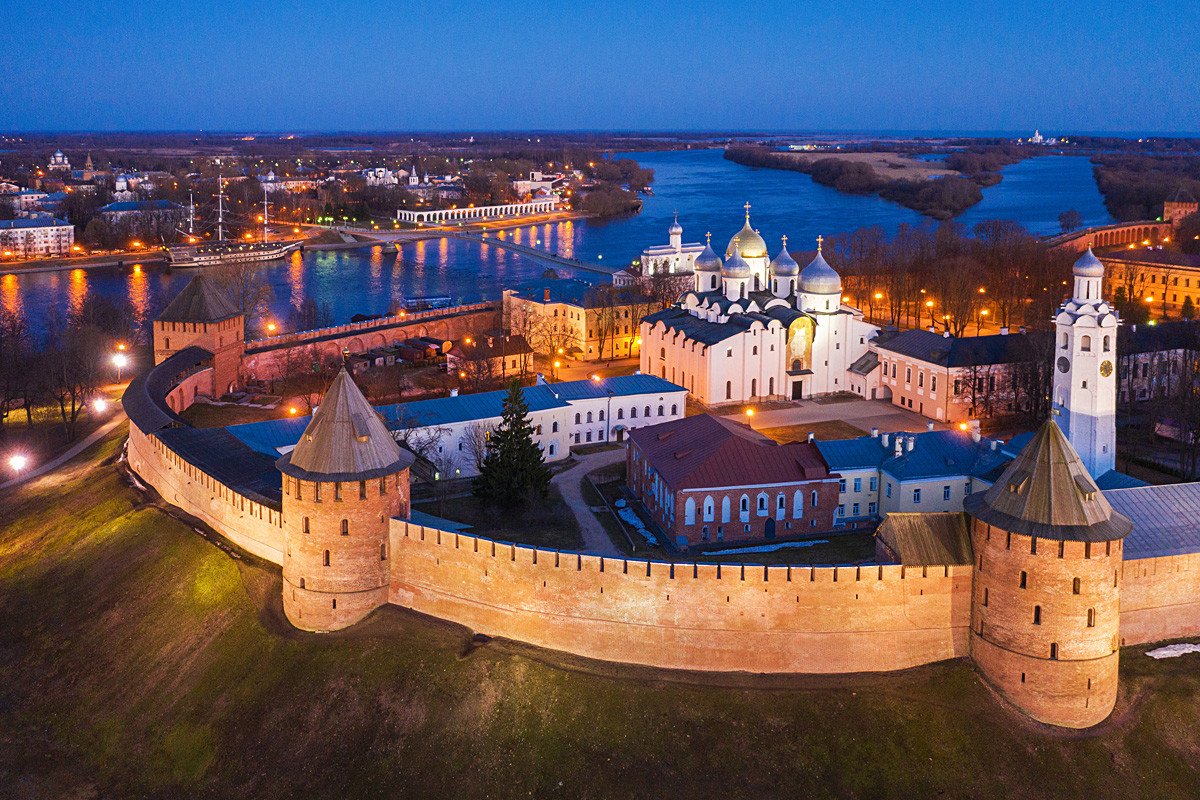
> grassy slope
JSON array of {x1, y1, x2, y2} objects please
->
[{"x1": 2, "y1": 432, "x2": 1200, "y2": 799}]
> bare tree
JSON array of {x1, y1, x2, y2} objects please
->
[
  {"x1": 211, "y1": 261, "x2": 274, "y2": 332},
  {"x1": 462, "y1": 421, "x2": 495, "y2": 473},
  {"x1": 939, "y1": 255, "x2": 984, "y2": 337}
]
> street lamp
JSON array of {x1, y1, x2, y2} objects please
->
[
  {"x1": 8, "y1": 454, "x2": 28, "y2": 478},
  {"x1": 92, "y1": 398, "x2": 108, "y2": 414},
  {"x1": 112, "y1": 353, "x2": 129, "y2": 382},
  {"x1": 925, "y1": 299, "x2": 934, "y2": 328}
]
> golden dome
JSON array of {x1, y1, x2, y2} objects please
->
[{"x1": 725, "y1": 203, "x2": 767, "y2": 259}]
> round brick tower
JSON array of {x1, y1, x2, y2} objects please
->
[
  {"x1": 277, "y1": 369, "x2": 413, "y2": 632},
  {"x1": 964, "y1": 420, "x2": 1132, "y2": 729}
]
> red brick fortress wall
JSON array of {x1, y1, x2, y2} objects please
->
[{"x1": 389, "y1": 522, "x2": 973, "y2": 674}]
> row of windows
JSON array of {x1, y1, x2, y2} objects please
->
[
  {"x1": 1060, "y1": 333, "x2": 1111, "y2": 352},
  {"x1": 980, "y1": 589, "x2": 1099, "y2": 628},
  {"x1": 682, "y1": 490, "x2": 820, "y2": 525},
  {"x1": 835, "y1": 502, "x2": 877, "y2": 517}
]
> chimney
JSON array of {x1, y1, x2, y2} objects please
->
[
  {"x1": 544, "y1": 288, "x2": 551, "y2": 302},
  {"x1": 999, "y1": 326, "x2": 1009, "y2": 335},
  {"x1": 807, "y1": 432, "x2": 815, "y2": 443},
  {"x1": 450, "y1": 388, "x2": 459, "y2": 397},
  {"x1": 990, "y1": 440, "x2": 998, "y2": 451},
  {"x1": 1018, "y1": 325, "x2": 1026, "y2": 334},
  {"x1": 871, "y1": 427, "x2": 879, "y2": 438},
  {"x1": 928, "y1": 326, "x2": 936, "y2": 333},
  {"x1": 881, "y1": 433, "x2": 890, "y2": 447},
  {"x1": 894, "y1": 438, "x2": 903, "y2": 457},
  {"x1": 906, "y1": 436, "x2": 915, "y2": 452},
  {"x1": 943, "y1": 331, "x2": 951, "y2": 338}
]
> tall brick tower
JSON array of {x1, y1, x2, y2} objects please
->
[
  {"x1": 965, "y1": 420, "x2": 1132, "y2": 729},
  {"x1": 153, "y1": 274, "x2": 245, "y2": 396},
  {"x1": 277, "y1": 369, "x2": 414, "y2": 632}
]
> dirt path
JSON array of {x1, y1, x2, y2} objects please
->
[{"x1": 550, "y1": 448, "x2": 626, "y2": 557}]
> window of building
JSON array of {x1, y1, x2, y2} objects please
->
[
  {"x1": 1073, "y1": 577, "x2": 1080, "y2": 594},
  {"x1": 381, "y1": 544, "x2": 387, "y2": 561},
  {"x1": 870, "y1": 477, "x2": 878, "y2": 491},
  {"x1": 1033, "y1": 606, "x2": 1042, "y2": 625},
  {"x1": 586, "y1": 431, "x2": 592, "y2": 442},
  {"x1": 553, "y1": 420, "x2": 560, "y2": 432},
  {"x1": 868, "y1": 502, "x2": 877, "y2": 514},
  {"x1": 616, "y1": 409, "x2": 623, "y2": 420},
  {"x1": 726, "y1": 348, "x2": 733, "y2": 358},
  {"x1": 323, "y1": 550, "x2": 330, "y2": 567},
  {"x1": 913, "y1": 488, "x2": 921, "y2": 504},
  {"x1": 334, "y1": 482, "x2": 342, "y2": 501},
  {"x1": 931, "y1": 375, "x2": 937, "y2": 392},
  {"x1": 1081, "y1": 335, "x2": 1091, "y2": 352},
  {"x1": 839, "y1": 479, "x2": 847, "y2": 493},
  {"x1": 852, "y1": 502, "x2": 860, "y2": 516},
  {"x1": 341, "y1": 519, "x2": 348, "y2": 536},
  {"x1": 303, "y1": 516, "x2": 310, "y2": 534},
  {"x1": 886, "y1": 483, "x2": 892, "y2": 498},
  {"x1": 586, "y1": 411, "x2": 593, "y2": 423},
  {"x1": 943, "y1": 485, "x2": 951, "y2": 500},
  {"x1": 1020, "y1": 570, "x2": 1027, "y2": 589},
  {"x1": 631, "y1": 407, "x2": 637, "y2": 418},
  {"x1": 1088, "y1": 608, "x2": 1096, "y2": 627},
  {"x1": 837, "y1": 504, "x2": 844, "y2": 517},
  {"x1": 853, "y1": 478, "x2": 861, "y2": 492},
  {"x1": 644, "y1": 406, "x2": 651, "y2": 417},
  {"x1": 810, "y1": 490, "x2": 818, "y2": 508}
]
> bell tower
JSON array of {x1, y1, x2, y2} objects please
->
[{"x1": 1052, "y1": 248, "x2": 1118, "y2": 478}]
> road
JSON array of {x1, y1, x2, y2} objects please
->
[{"x1": 552, "y1": 448, "x2": 626, "y2": 557}]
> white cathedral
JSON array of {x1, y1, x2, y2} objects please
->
[{"x1": 640, "y1": 205, "x2": 879, "y2": 405}]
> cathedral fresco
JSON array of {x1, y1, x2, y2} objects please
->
[{"x1": 787, "y1": 317, "x2": 814, "y2": 371}]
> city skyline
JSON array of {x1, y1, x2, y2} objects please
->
[{"x1": 1, "y1": 0, "x2": 1197, "y2": 133}]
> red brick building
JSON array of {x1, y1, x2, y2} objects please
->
[{"x1": 627, "y1": 414, "x2": 840, "y2": 549}]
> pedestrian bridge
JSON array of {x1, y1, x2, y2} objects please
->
[{"x1": 454, "y1": 231, "x2": 618, "y2": 278}]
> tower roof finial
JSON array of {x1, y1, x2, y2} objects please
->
[
  {"x1": 744, "y1": 201, "x2": 751, "y2": 222},
  {"x1": 781, "y1": 234, "x2": 788, "y2": 247},
  {"x1": 816, "y1": 234, "x2": 824, "y2": 253},
  {"x1": 705, "y1": 231, "x2": 711, "y2": 245}
]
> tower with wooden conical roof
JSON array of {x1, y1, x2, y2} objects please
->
[
  {"x1": 964, "y1": 419, "x2": 1132, "y2": 728},
  {"x1": 153, "y1": 273, "x2": 245, "y2": 396},
  {"x1": 277, "y1": 369, "x2": 414, "y2": 631}
]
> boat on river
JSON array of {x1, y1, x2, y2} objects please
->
[{"x1": 166, "y1": 239, "x2": 300, "y2": 268}]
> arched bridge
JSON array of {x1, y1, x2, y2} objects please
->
[
  {"x1": 1045, "y1": 220, "x2": 1175, "y2": 252},
  {"x1": 453, "y1": 231, "x2": 619, "y2": 278}
]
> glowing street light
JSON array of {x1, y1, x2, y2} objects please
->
[
  {"x1": 8, "y1": 454, "x2": 28, "y2": 477},
  {"x1": 267, "y1": 322, "x2": 277, "y2": 332},
  {"x1": 92, "y1": 398, "x2": 108, "y2": 413},
  {"x1": 112, "y1": 352, "x2": 129, "y2": 382}
]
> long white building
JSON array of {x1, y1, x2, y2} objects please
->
[
  {"x1": 0, "y1": 216, "x2": 74, "y2": 257},
  {"x1": 640, "y1": 207, "x2": 877, "y2": 405}
]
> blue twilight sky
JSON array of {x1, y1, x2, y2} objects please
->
[{"x1": 0, "y1": 0, "x2": 1196, "y2": 133}]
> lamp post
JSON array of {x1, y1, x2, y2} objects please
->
[
  {"x1": 977, "y1": 308, "x2": 989, "y2": 335},
  {"x1": 112, "y1": 353, "x2": 128, "y2": 382},
  {"x1": 8, "y1": 454, "x2": 28, "y2": 479}
]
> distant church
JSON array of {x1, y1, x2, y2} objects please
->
[{"x1": 640, "y1": 205, "x2": 877, "y2": 404}]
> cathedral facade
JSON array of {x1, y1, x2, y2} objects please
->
[{"x1": 640, "y1": 207, "x2": 877, "y2": 405}]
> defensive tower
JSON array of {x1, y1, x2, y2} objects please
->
[
  {"x1": 964, "y1": 420, "x2": 1132, "y2": 728},
  {"x1": 278, "y1": 369, "x2": 414, "y2": 631},
  {"x1": 152, "y1": 274, "x2": 245, "y2": 395}
]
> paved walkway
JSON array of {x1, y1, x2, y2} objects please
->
[
  {"x1": 729, "y1": 398, "x2": 953, "y2": 437},
  {"x1": 0, "y1": 412, "x2": 127, "y2": 492},
  {"x1": 552, "y1": 448, "x2": 627, "y2": 557}
]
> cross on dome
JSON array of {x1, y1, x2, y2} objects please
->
[
  {"x1": 816, "y1": 235, "x2": 824, "y2": 252},
  {"x1": 781, "y1": 235, "x2": 788, "y2": 247},
  {"x1": 744, "y1": 201, "x2": 751, "y2": 222},
  {"x1": 705, "y1": 231, "x2": 712, "y2": 244}
]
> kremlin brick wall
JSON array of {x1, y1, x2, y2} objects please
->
[
  {"x1": 1119, "y1": 553, "x2": 1200, "y2": 646},
  {"x1": 388, "y1": 521, "x2": 974, "y2": 674}
]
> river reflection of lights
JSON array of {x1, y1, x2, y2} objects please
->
[
  {"x1": 68, "y1": 269, "x2": 87, "y2": 315},
  {"x1": 127, "y1": 261, "x2": 150, "y2": 328},
  {"x1": 287, "y1": 251, "x2": 304, "y2": 309},
  {"x1": 1, "y1": 274, "x2": 22, "y2": 317}
]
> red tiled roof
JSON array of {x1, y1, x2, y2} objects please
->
[{"x1": 629, "y1": 414, "x2": 832, "y2": 491}]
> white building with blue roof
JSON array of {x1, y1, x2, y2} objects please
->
[
  {"x1": 816, "y1": 425, "x2": 1015, "y2": 524},
  {"x1": 227, "y1": 374, "x2": 685, "y2": 480}
]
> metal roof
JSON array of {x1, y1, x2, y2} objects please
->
[
  {"x1": 1105, "y1": 482, "x2": 1200, "y2": 559},
  {"x1": 963, "y1": 420, "x2": 1133, "y2": 542},
  {"x1": 278, "y1": 369, "x2": 414, "y2": 482},
  {"x1": 873, "y1": 328, "x2": 1051, "y2": 368},
  {"x1": 156, "y1": 426, "x2": 282, "y2": 508},
  {"x1": 546, "y1": 373, "x2": 684, "y2": 402},
  {"x1": 816, "y1": 429, "x2": 1010, "y2": 482},
  {"x1": 629, "y1": 414, "x2": 831, "y2": 491},
  {"x1": 0, "y1": 217, "x2": 69, "y2": 229},
  {"x1": 121, "y1": 346, "x2": 213, "y2": 434},
  {"x1": 99, "y1": 199, "x2": 182, "y2": 213},
  {"x1": 156, "y1": 274, "x2": 241, "y2": 324}
]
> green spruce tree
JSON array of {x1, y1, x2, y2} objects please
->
[
  {"x1": 1183, "y1": 296, "x2": 1196, "y2": 321},
  {"x1": 473, "y1": 379, "x2": 551, "y2": 508}
]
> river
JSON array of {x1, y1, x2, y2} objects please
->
[{"x1": 1, "y1": 149, "x2": 1113, "y2": 336}]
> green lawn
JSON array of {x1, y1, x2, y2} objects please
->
[
  {"x1": 411, "y1": 486, "x2": 583, "y2": 551},
  {"x1": 4, "y1": 429, "x2": 1200, "y2": 798}
]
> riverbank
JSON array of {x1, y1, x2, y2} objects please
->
[
  {"x1": 725, "y1": 145, "x2": 998, "y2": 220},
  {"x1": 0, "y1": 251, "x2": 168, "y2": 276}
]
